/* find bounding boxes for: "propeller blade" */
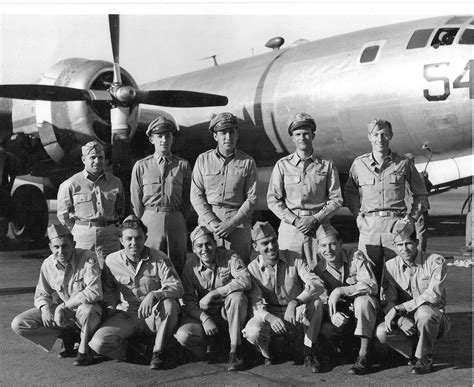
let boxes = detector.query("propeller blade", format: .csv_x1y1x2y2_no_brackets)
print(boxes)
0,84,93,101
135,89,228,107
108,14,122,84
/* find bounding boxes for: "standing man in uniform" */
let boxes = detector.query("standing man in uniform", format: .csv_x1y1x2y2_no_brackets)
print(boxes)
191,112,257,264
11,224,102,366
376,222,450,374
267,112,343,269
344,119,429,284
242,221,326,373
57,141,125,268
89,216,183,370
175,225,251,371
130,116,192,275
313,224,378,375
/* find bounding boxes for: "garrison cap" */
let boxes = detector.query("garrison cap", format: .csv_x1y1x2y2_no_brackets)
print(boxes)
316,224,339,241
146,116,177,136
209,112,238,133
190,225,214,244
81,141,104,156
47,223,71,240
251,221,277,242
391,220,416,242
287,112,316,135
367,118,393,135
120,215,147,233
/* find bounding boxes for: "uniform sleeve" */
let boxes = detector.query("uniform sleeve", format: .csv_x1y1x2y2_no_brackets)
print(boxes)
190,155,220,225
314,161,343,223
181,261,210,322
267,161,298,225
405,160,429,220
130,161,144,218
343,161,361,217
101,261,120,309
65,254,103,309
295,258,325,302
248,275,269,321
57,180,75,229
114,178,126,220
153,256,184,300
216,254,252,296
34,261,55,310
401,255,447,312
180,160,192,220
340,249,378,297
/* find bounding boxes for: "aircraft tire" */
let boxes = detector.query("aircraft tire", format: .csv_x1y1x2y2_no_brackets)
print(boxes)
9,185,48,240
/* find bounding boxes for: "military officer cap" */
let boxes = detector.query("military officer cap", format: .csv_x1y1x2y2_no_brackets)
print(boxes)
209,112,238,133
367,118,393,135
315,224,340,241
81,141,104,156
146,116,178,136
47,223,71,240
190,225,214,244
391,220,416,242
251,221,277,242
287,112,316,135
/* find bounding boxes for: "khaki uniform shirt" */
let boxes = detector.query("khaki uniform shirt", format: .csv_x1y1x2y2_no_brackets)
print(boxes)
130,154,192,218
57,170,125,228
344,151,429,218
191,148,257,226
313,247,378,303
267,152,343,225
34,248,102,310
102,247,183,313
382,253,447,314
181,248,251,322
247,250,325,320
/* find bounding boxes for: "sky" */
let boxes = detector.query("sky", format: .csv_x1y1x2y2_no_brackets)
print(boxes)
0,2,472,86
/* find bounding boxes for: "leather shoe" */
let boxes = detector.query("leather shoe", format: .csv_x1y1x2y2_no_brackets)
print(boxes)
304,354,321,373
149,351,165,370
227,352,244,371
73,352,92,366
411,355,433,374
263,356,274,366
349,355,371,375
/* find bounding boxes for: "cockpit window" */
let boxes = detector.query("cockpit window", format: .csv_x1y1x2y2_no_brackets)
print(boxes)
407,29,434,49
431,28,459,47
459,29,474,44
360,46,379,63
445,16,471,25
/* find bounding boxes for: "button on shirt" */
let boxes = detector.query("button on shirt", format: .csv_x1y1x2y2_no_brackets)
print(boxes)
34,249,103,310
247,250,325,320
313,248,378,303
191,148,257,225
182,248,251,322
344,152,429,218
102,247,184,313
382,253,447,314
267,152,343,225
57,170,125,228
130,154,192,217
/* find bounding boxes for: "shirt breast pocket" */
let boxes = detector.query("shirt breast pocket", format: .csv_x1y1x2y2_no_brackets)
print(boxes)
283,175,301,199
71,278,85,294
203,170,221,189
143,178,162,197
73,192,95,218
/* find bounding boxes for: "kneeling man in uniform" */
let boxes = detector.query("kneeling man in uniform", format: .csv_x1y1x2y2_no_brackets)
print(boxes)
376,222,450,374
175,225,251,371
243,221,326,372
313,224,378,375
89,216,183,370
11,224,102,366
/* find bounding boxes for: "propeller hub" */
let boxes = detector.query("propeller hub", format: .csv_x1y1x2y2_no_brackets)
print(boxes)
115,85,136,103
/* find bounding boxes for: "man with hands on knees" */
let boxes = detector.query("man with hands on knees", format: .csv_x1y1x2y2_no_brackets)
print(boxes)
313,224,378,375
175,225,251,371
376,222,450,375
89,216,183,370
242,221,326,373
11,224,102,366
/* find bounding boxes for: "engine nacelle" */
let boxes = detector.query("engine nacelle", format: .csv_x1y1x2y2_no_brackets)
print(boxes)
35,58,139,163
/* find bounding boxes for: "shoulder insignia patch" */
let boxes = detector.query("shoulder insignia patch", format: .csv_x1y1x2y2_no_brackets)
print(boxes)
234,258,245,271
87,255,97,265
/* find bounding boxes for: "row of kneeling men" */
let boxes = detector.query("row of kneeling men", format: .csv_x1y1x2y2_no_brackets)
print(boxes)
11,216,449,376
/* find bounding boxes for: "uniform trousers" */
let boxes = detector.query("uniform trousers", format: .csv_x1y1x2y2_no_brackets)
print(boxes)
89,298,179,360
141,210,187,275
376,305,450,359
11,303,102,354
243,298,323,359
72,223,120,269
175,292,247,357
356,215,399,284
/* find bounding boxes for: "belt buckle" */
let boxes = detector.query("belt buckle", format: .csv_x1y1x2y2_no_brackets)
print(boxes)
378,211,389,217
